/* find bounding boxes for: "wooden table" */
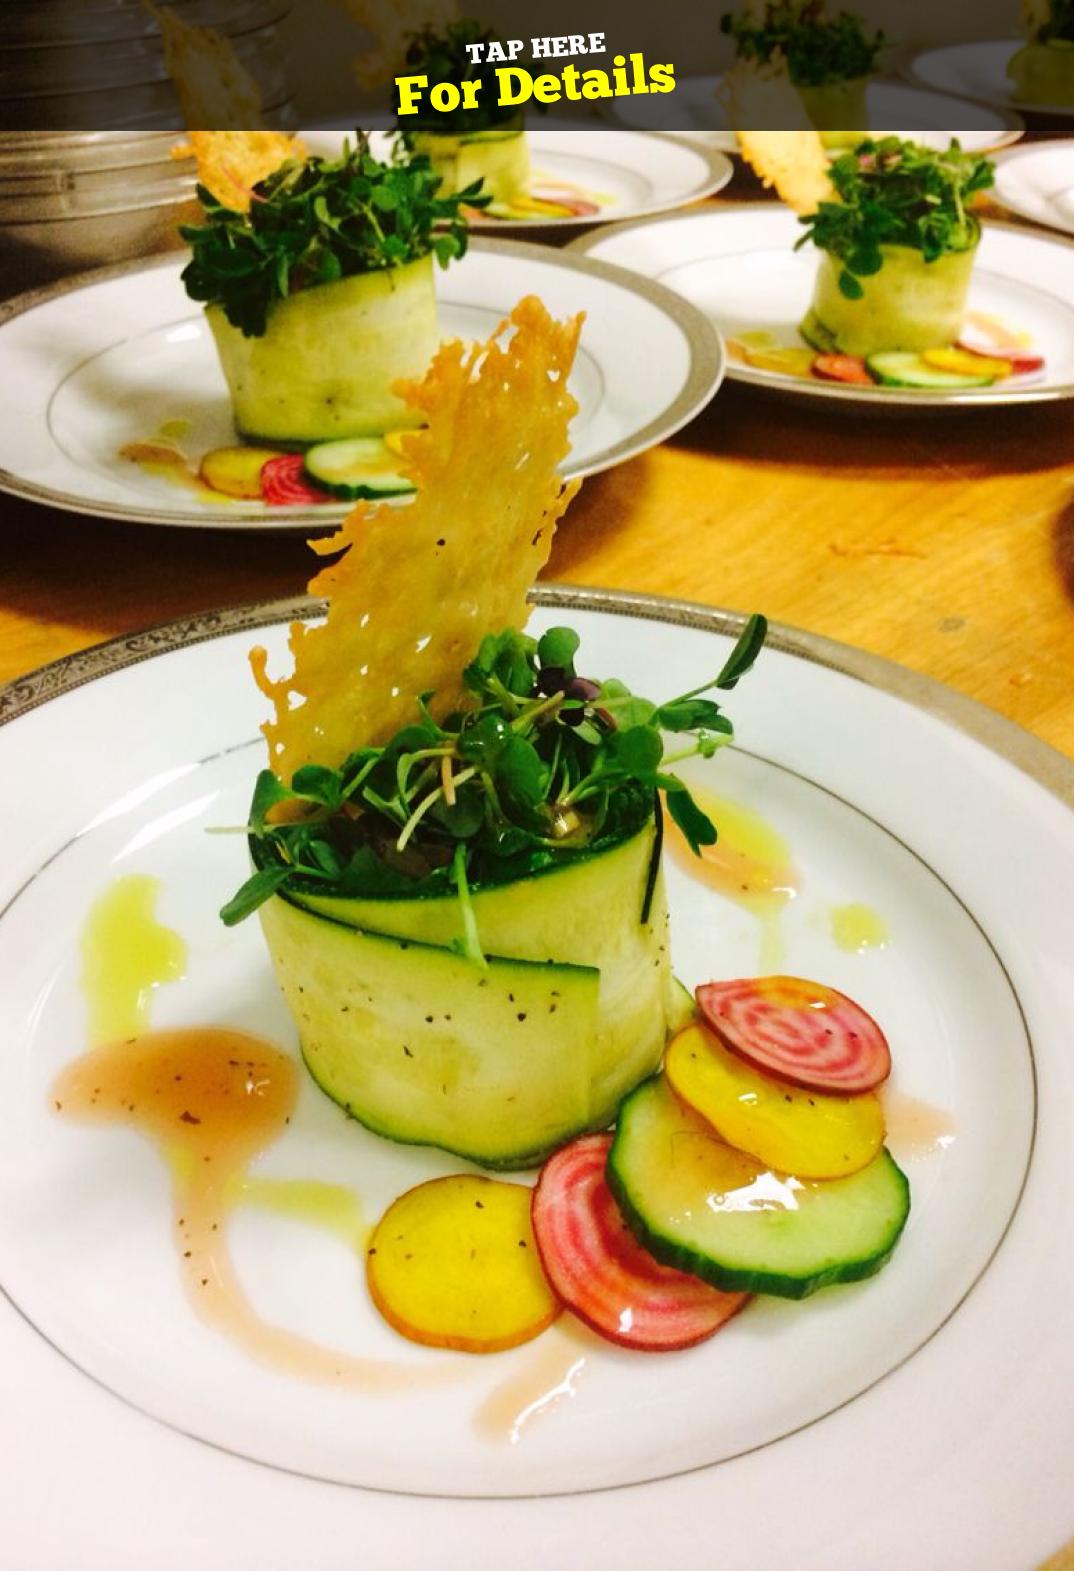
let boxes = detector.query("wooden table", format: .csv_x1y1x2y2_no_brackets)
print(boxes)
4,329,1074,763
3,180,1074,1571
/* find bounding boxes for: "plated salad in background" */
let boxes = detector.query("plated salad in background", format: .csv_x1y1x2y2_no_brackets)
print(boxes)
734,133,1047,391
721,0,884,133
1008,0,1074,105
171,131,476,506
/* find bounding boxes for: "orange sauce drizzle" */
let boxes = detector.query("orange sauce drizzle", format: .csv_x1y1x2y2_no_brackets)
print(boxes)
51,1028,442,1389
474,1321,596,1443
58,876,456,1392
881,1089,956,1160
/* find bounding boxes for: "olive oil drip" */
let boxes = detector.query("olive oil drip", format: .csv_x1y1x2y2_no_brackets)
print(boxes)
830,902,890,953
80,874,186,1046
664,789,798,970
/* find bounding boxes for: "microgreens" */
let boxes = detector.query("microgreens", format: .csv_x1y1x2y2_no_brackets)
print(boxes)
222,617,768,960
720,2,884,88
400,18,529,134
180,132,486,338
797,137,995,299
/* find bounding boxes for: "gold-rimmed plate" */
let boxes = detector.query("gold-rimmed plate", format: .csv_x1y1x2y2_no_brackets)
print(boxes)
1,585,1072,1566
0,241,724,530
571,208,1074,408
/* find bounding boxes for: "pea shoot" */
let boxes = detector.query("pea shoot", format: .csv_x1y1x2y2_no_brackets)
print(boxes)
720,2,884,89
221,617,768,961
181,132,487,339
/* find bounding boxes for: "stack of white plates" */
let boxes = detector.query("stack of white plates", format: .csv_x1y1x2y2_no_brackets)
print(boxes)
0,131,197,297
0,0,293,129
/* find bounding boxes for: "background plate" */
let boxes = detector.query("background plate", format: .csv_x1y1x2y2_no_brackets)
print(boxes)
303,129,734,231
994,138,1074,236
0,243,723,531
571,207,1074,406
607,78,1025,152
2,587,1074,1565
908,40,1074,119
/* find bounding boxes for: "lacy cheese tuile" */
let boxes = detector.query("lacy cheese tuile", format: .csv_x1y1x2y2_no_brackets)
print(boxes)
736,131,835,214
250,295,582,782
144,3,267,131
177,131,306,211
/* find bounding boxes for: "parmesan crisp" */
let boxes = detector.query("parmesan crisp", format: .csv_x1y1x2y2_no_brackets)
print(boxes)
250,297,583,782
177,131,306,211
736,131,835,214
144,1,264,130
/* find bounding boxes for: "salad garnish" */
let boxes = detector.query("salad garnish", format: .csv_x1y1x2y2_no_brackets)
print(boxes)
720,0,884,87
399,17,529,135
222,615,767,945
797,137,995,300
181,132,486,338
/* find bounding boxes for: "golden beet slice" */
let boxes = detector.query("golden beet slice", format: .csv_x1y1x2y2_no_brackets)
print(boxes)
366,1176,559,1353
199,445,282,499
665,1024,884,1179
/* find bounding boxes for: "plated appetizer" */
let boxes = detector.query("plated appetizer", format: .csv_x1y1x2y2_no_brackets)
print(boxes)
396,19,604,220
400,18,531,211
721,0,884,132
798,139,993,362
735,133,1046,391
1008,0,1074,105
225,297,754,1166
218,291,909,1356
180,132,477,448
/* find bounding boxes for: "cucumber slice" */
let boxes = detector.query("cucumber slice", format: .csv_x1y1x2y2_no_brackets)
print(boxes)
607,1076,910,1299
865,352,996,390
260,893,607,1168
255,818,675,1168
303,438,416,500
207,255,436,444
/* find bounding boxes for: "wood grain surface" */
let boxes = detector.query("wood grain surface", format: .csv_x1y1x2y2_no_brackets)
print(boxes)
4,349,1074,761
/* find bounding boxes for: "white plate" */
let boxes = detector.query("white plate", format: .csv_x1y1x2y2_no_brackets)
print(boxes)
2,585,1074,1567
0,242,723,531
994,138,1074,236
302,129,734,230
571,207,1074,406
607,77,1025,153
909,39,1074,120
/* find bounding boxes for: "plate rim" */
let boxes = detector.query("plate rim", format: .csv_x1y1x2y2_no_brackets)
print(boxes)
0,240,725,530
3,581,1072,813
568,205,1074,406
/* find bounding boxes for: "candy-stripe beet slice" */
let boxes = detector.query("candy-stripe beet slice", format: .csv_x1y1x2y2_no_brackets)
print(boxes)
695,976,891,1094
260,454,334,507
531,1133,748,1351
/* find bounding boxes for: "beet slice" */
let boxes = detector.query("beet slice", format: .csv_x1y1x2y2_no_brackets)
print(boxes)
260,454,334,507
695,976,891,1094
812,352,874,385
531,1133,748,1352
